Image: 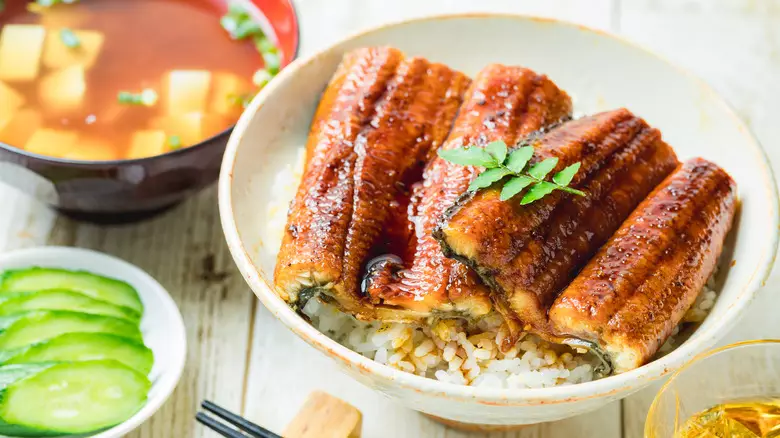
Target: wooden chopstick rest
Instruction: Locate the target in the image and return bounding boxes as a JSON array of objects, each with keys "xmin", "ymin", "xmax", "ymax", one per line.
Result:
[{"xmin": 283, "ymin": 391, "xmax": 363, "ymax": 438}]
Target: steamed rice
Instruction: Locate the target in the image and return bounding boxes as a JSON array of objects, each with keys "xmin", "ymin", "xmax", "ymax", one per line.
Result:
[{"xmin": 264, "ymin": 147, "xmax": 719, "ymax": 388}]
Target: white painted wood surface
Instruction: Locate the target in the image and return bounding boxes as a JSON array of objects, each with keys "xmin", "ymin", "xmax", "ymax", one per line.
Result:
[{"xmin": 0, "ymin": 0, "xmax": 777, "ymax": 436}]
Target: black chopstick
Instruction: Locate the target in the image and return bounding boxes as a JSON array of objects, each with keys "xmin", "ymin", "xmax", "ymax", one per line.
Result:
[
  {"xmin": 196, "ymin": 400, "xmax": 283, "ymax": 438},
  {"xmin": 196, "ymin": 412, "xmax": 251, "ymax": 438}
]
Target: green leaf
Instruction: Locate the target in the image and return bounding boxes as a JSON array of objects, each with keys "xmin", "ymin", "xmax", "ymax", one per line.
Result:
[
  {"xmin": 252, "ymin": 69, "xmax": 273, "ymax": 88},
  {"xmin": 557, "ymin": 186, "xmax": 587, "ymax": 196},
  {"xmin": 506, "ymin": 146, "xmax": 534, "ymax": 173},
  {"xmin": 500, "ymin": 176, "xmax": 534, "ymax": 201},
  {"xmin": 485, "ymin": 141, "xmax": 507, "ymax": 164},
  {"xmin": 527, "ymin": 157, "xmax": 559, "ymax": 180},
  {"xmin": 438, "ymin": 147, "xmax": 497, "ymax": 168},
  {"xmin": 117, "ymin": 89, "xmax": 157, "ymax": 106},
  {"xmin": 262, "ymin": 51, "xmax": 281, "ymax": 74},
  {"xmin": 552, "ymin": 162, "xmax": 581, "ymax": 186},
  {"xmin": 520, "ymin": 182, "xmax": 557, "ymax": 205},
  {"xmin": 220, "ymin": 15, "xmax": 240, "ymax": 36},
  {"xmin": 468, "ymin": 168, "xmax": 511, "ymax": 192},
  {"xmin": 59, "ymin": 28, "xmax": 80, "ymax": 49},
  {"xmin": 254, "ymin": 35, "xmax": 277, "ymax": 54},
  {"xmin": 233, "ymin": 19, "xmax": 263, "ymax": 40},
  {"xmin": 167, "ymin": 135, "xmax": 182, "ymax": 150},
  {"xmin": 117, "ymin": 91, "xmax": 137, "ymax": 104}
]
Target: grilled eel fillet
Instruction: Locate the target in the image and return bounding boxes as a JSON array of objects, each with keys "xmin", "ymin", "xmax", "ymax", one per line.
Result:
[
  {"xmin": 435, "ymin": 109, "xmax": 680, "ymax": 339},
  {"xmin": 274, "ymin": 47, "xmax": 471, "ymax": 319},
  {"xmin": 363, "ymin": 64, "xmax": 572, "ymax": 323},
  {"xmin": 549, "ymin": 158, "xmax": 737, "ymax": 373}
]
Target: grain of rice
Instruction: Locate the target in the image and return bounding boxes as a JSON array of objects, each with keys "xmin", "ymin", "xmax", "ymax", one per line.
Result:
[
  {"xmin": 414, "ymin": 340, "xmax": 435, "ymax": 357},
  {"xmin": 474, "ymin": 348, "xmax": 491, "ymax": 361},
  {"xmin": 442, "ymin": 343, "xmax": 457, "ymax": 362},
  {"xmin": 374, "ymin": 347, "xmax": 388, "ymax": 364}
]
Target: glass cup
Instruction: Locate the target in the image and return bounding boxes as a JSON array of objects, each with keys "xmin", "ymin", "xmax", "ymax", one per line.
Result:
[{"xmin": 645, "ymin": 340, "xmax": 780, "ymax": 437}]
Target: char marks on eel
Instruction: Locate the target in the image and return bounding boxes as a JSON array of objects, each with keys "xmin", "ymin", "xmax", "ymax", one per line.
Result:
[
  {"xmin": 363, "ymin": 64, "xmax": 572, "ymax": 324},
  {"xmin": 435, "ymin": 109, "xmax": 680, "ymax": 342},
  {"xmin": 274, "ymin": 47, "xmax": 470, "ymax": 319},
  {"xmin": 549, "ymin": 158, "xmax": 737, "ymax": 373}
]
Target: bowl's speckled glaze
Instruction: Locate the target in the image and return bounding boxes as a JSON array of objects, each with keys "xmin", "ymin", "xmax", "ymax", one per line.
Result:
[
  {"xmin": 219, "ymin": 14, "xmax": 779, "ymax": 427},
  {"xmin": 0, "ymin": 0, "xmax": 299, "ymax": 223}
]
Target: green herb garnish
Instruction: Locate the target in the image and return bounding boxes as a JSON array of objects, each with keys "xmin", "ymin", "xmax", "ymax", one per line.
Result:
[
  {"xmin": 59, "ymin": 28, "xmax": 81, "ymax": 49},
  {"xmin": 254, "ymin": 35, "xmax": 279, "ymax": 74},
  {"xmin": 251, "ymin": 69, "xmax": 272, "ymax": 88},
  {"xmin": 261, "ymin": 51, "xmax": 280, "ymax": 75},
  {"xmin": 221, "ymin": 2, "xmax": 280, "ymax": 95},
  {"xmin": 167, "ymin": 135, "xmax": 182, "ymax": 150},
  {"xmin": 221, "ymin": 3, "xmax": 264, "ymax": 40},
  {"xmin": 117, "ymin": 89, "xmax": 158, "ymax": 106},
  {"xmin": 438, "ymin": 140, "xmax": 585, "ymax": 204},
  {"xmin": 226, "ymin": 91, "xmax": 257, "ymax": 109}
]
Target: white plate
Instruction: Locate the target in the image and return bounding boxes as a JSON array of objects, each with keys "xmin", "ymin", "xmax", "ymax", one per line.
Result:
[{"xmin": 0, "ymin": 246, "xmax": 186, "ymax": 438}]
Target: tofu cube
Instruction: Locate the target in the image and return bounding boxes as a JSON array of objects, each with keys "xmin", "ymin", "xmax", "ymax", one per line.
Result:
[
  {"xmin": 64, "ymin": 137, "xmax": 119, "ymax": 161},
  {"xmin": 24, "ymin": 129, "xmax": 78, "ymax": 158},
  {"xmin": 43, "ymin": 29, "xmax": 105, "ymax": 69},
  {"xmin": 151, "ymin": 113, "xmax": 227, "ymax": 146},
  {"xmin": 127, "ymin": 130, "xmax": 168, "ymax": 159},
  {"xmin": 0, "ymin": 25, "xmax": 47, "ymax": 82},
  {"xmin": 0, "ymin": 109, "xmax": 42, "ymax": 147},
  {"xmin": 165, "ymin": 70, "xmax": 211, "ymax": 114},
  {"xmin": 0, "ymin": 81, "xmax": 25, "ymax": 129},
  {"xmin": 38, "ymin": 65, "xmax": 86, "ymax": 112},
  {"xmin": 210, "ymin": 72, "xmax": 250, "ymax": 116}
]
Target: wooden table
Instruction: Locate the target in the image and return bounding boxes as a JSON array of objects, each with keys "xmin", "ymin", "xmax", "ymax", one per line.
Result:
[{"xmin": 1, "ymin": 0, "xmax": 778, "ymax": 436}]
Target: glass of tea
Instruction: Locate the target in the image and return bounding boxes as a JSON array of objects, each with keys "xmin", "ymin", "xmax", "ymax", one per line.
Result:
[{"xmin": 645, "ymin": 339, "xmax": 780, "ymax": 437}]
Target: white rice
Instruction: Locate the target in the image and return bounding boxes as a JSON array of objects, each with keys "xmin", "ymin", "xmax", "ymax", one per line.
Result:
[
  {"xmin": 300, "ymin": 298, "xmax": 596, "ymax": 388},
  {"xmin": 266, "ymin": 147, "xmax": 720, "ymax": 387}
]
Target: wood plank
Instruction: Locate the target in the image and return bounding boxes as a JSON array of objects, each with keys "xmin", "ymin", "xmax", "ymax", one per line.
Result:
[
  {"xmin": 47, "ymin": 187, "xmax": 256, "ymax": 438},
  {"xmin": 243, "ymin": 1, "xmax": 621, "ymax": 437},
  {"xmin": 295, "ymin": 0, "xmax": 615, "ymax": 56},
  {"xmin": 618, "ymin": 1, "xmax": 780, "ymax": 436}
]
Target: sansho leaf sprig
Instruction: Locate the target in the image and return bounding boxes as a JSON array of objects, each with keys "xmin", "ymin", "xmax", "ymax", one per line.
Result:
[{"xmin": 437, "ymin": 140, "xmax": 585, "ymax": 204}]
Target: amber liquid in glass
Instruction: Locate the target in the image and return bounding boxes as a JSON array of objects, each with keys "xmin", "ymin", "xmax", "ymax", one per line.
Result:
[{"xmin": 677, "ymin": 400, "xmax": 780, "ymax": 437}]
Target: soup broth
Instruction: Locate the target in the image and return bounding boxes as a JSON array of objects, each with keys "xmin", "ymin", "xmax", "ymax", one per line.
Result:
[{"xmin": 0, "ymin": 0, "xmax": 263, "ymax": 161}]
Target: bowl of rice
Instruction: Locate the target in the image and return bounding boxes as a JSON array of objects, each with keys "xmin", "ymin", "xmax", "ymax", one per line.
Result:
[{"xmin": 218, "ymin": 14, "xmax": 778, "ymax": 428}]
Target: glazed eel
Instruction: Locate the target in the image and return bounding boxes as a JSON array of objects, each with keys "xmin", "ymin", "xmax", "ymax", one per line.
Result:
[
  {"xmin": 549, "ymin": 158, "xmax": 737, "ymax": 373},
  {"xmin": 434, "ymin": 109, "xmax": 680, "ymax": 350},
  {"xmin": 273, "ymin": 47, "xmax": 470, "ymax": 319},
  {"xmin": 363, "ymin": 64, "xmax": 573, "ymax": 325}
]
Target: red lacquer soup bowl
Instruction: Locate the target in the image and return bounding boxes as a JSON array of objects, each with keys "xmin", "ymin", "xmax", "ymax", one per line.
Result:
[{"xmin": 0, "ymin": 0, "xmax": 299, "ymax": 223}]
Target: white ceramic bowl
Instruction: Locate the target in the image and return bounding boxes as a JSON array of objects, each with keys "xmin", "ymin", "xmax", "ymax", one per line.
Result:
[
  {"xmin": 0, "ymin": 246, "xmax": 186, "ymax": 438},
  {"xmin": 219, "ymin": 14, "xmax": 779, "ymax": 427}
]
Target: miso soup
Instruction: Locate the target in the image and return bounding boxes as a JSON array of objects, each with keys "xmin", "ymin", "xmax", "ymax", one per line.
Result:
[{"xmin": 0, "ymin": 0, "xmax": 272, "ymax": 161}]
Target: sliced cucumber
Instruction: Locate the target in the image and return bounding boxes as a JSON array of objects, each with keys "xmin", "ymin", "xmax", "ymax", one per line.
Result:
[
  {"xmin": 0, "ymin": 289, "xmax": 140, "ymax": 323},
  {"xmin": 0, "ymin": 361, "xmax": 150, "ymax": 436},
  {"xmin": 0, "ymin": 268, "xmax": 143, "ymax": 316},
  {"xmin": 0, "ymin": 332, "xmax": 154, "ymax": 375},
  {"xmin": 0, "ymin": 311, "xmax": 142, "ymax": 350}
]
